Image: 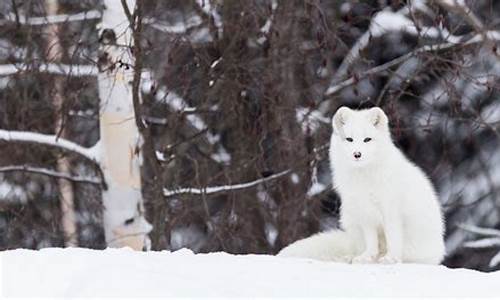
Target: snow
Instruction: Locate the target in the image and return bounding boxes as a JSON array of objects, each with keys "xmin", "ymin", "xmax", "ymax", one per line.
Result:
[
  {"xmin": 155, "ymin": 150, "xmax": 166, "ymax": 162},
  {"xmin": 482, "ymin": 101, "xmax": 500, "ymax": 124},
  {"xmin": 153, "ymin": 88, "xmax": 209, "ymax": 131},
  {"xmin": 170, "ymin": 225, "xmax": 206, "ymax": 251},
  {"xmin": 210, "ymin": 57, "xmax": 222, "ymax": 68},
  {"xmin": 307, "ymin": 182, "xmax": 327, "ymax": 197},
  {"xmin": 142, "ymin": 77, "xmax": 225, "ymax": 162},
  {"xmin": 1, "ymin": 247, "xmax": 500, "ymax": 297},
  {"xmin": 258, "ymin": 0, "xmax": 277, "ymax": 42},
  {"xmin": 152, "ymin": 86, "xmax": 222, "ymax": 147},
  {"xmin": 0, "ymin": 181, "xmax": 28, "ymax": 203},
  {"xmin": 195, "ymin": 0, "xmax": 222, "ymax": 34},
  {"xmin": 210, "ymin": 145, "xmax": 231, "ymax": 164},
  {"xmin": 340, "ymin": 2, "xmax": 352, "ymax": 14},
  {"xmin": 295, "ymin": 107, "xmax": 330, "ymax": 134},
  {"xmin": 188, "ymin": 27, "xmax": 213, "ymax": 43},
  {"xmin": 491, "ymin": 252, "xmax": 500, "ymax": 268},
  {"xmin": 439, "ymin": 0, "xmax": 466, "ymax": 6},
  {"xmin": 264, "ymin": 223, "xmax": 278, "ymax": 246}
]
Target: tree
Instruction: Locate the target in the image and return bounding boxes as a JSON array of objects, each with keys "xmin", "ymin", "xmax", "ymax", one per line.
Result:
[{"xmin": 0, "ymin": 0, "xmax": 151, "ymax": 250}]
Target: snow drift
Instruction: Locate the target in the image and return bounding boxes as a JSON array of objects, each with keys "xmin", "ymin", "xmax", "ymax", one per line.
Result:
[{"xmin": 1, "ymin": 248, "xmax": 499, "ymax": 297}]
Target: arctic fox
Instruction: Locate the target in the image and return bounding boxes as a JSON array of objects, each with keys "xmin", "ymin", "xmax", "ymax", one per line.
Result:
[{"xmin": 279, "ymin": 107, "xmax": 445, "ymax": 264}]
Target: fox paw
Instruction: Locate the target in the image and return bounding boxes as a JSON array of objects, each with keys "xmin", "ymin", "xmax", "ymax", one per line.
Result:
[
  {"xmin": 352, "ymin": 254, "xmax": 377, "ymax": 264},
  {"xmin": 378, "ymin": 255, "xmax": 402, "ymax": 264}
]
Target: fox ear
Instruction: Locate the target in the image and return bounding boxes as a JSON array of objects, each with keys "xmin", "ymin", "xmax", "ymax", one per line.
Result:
[
  {"xmin": 332, "ymin": 106, "xmax": 351, "ymax": 135},
  {"xmin": 369, "ymin": 107, "xmax": 388, "ymax": 130}
]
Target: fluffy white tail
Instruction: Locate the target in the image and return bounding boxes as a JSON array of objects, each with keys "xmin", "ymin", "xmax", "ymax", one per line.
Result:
[{"xmin": 277, "ymin": 230, "xmax": 363, "ymax": 262}]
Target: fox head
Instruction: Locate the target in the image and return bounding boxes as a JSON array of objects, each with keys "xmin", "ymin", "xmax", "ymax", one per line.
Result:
[{"xmin": 331, "ymin": 106, "xmax": 391, "ymax": 167}]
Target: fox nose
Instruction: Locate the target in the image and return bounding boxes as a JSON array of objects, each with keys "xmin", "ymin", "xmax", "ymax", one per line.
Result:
[{"xmin": 354, "ymin": 152, "xmax": 362, "ymax": 159}]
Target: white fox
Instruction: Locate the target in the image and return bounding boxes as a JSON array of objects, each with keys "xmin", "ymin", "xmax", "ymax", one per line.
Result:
[{"xmin": 279, "ymin": 107, "xmax": 445, "ymax": 264}]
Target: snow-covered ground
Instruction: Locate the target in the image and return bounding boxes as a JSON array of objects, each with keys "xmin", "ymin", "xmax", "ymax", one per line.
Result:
[{"xmin": 1, "ymin": 248, "xmax": 499, "ymax": 297}]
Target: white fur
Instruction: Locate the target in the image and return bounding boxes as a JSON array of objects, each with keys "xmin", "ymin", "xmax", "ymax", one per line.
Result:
[{"xmin": 279, "ymin": 107, "xmax": 445, "ymax": 264}]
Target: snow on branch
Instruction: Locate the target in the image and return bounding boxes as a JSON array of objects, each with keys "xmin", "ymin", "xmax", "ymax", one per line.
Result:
[
  {"xmin": 0, "ymin": 10, "xmax": 101, "ymax": 26},
  {"xmin": 260, "ymin": 0, "xmax": 278, "ymax": 34},
  {"xmin": 436, "ymin": 0, "xmax": 484, "ymax": 33},
  {"xmin": 142, "ymin": 73, "xmax": 229, "ymax": 163},
  {"xmin": 328, "ymin": 1, "xmax": 500, "ymax": 96},
  {"xmin": 464, "ymin": 238, "xmax": 500, "ymax": 249},
  {"xmin": 0, "ymin": 129, "xmax": 99, "ymax": 162},
  {"xmin": 326, "ymin": 41, "xmax": 454, "ymax": 96},
  {"xmin": 330, "ymin": 4, "xmax": 462, "ymax": 87},
  {"xmin": 164, "ymin": 170, "xmax": 291, "ymax": 197},
  {"xmin": 1, "ymin": 7, "xmax": 209, "ymax": 36},
  {"xmin": 256, "ymin": 0, "xmax": 278, "ymax": 44},
  {"xmin": 195, "ymin": 0, "xmax": 222, "ymax": 29},
  {"xmin": 491, "ymin": 252, "xmax": 500, "ymax": 269},
  {"xmin": 143, "ymin": 15, "xmax": 203, "ymax": 34},
  {"xmin": 324, "ymin": 31, "xmax": 500, "ymax": 97},
  {"xmin": 0, "ymin": 63, "xmax": 98, "ymax": 77},
  {"xmin": 0, "ymin": 165, "xmax": 101, "ymax": 185},
  {"xmin": 194, "ymin": 0, "xmax": 222, "ymax": 39},
  {"xmin": 459, "ymin": 223, "xmax": 500, "ymax": 237},
  {"xmin": 460, "ymin": 223, "xmax": 500, "ymax": 268}
]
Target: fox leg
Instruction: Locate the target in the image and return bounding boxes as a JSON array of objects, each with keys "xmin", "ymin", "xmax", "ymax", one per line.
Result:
[
  {"xmin": 352, "ymin": 225, "xmax": 379, "ymax": 263},
  {"xmin": 379, "ymin": 210, "xmax": 403, "ymax": 264}
]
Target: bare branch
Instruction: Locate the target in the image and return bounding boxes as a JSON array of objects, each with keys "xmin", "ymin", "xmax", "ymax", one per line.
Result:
[
  {"xmin": 120, "ymin": 0, "xmax": 135, "ymax": 28},
  {"xmin": 0, "ymin": 165, "xmax": 101, "ymax": 185}
]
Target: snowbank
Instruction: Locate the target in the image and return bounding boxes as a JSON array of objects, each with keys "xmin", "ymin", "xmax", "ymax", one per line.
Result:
[{"xmin": 1, "ymin": 248, "xmax": 499, "ymax": 297}]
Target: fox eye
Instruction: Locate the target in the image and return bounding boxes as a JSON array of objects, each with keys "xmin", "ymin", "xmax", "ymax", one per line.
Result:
[
  {"xmin": 364, "ymin": 137, "xmax": 372, "ymax": 143},
  {"xmin": 346, "ymin": 137, "xmax": 353, "ymax": 142}
]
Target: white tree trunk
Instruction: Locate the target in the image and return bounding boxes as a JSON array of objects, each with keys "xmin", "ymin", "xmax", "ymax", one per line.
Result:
[
  {"xmin": 98, "ymin": 0, "xmax": 151, "ymax": 250},
  {"xmin": 44, "ymin": 0, "xmax": 77, "ymax": 247}
]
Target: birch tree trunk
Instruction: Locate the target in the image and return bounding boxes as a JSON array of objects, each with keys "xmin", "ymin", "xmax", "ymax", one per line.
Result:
[
  {"xmin": 98, "ymin": 0, "xmax": 151, "ymax": 250},
  {"xmin": 44, "ymin": 0, "xmax": 77, "ymax": 246}
]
